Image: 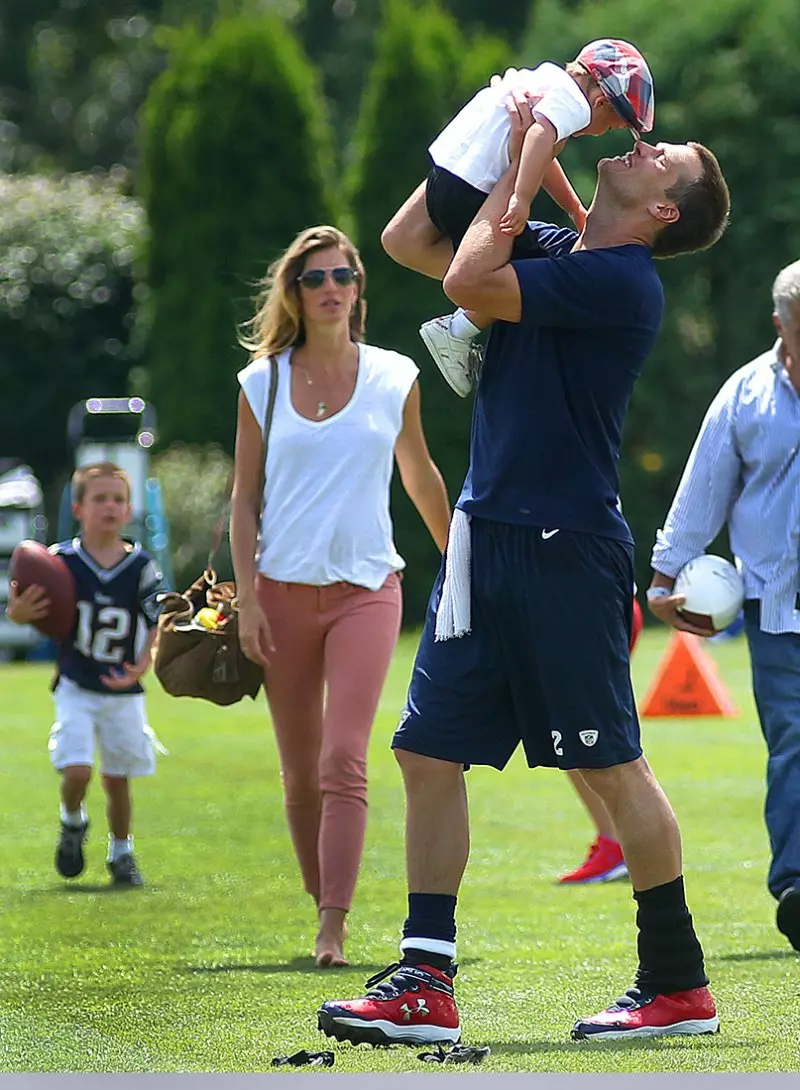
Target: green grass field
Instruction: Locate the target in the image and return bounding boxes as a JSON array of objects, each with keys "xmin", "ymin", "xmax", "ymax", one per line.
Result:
[{"xmin": 1, "ymin": 628, "xmax": 798, "ymax": 1073}]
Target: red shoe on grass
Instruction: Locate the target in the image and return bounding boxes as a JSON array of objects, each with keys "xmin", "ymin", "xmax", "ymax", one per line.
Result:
[
  {"xmin": 318, "ymin": 962, "xmax": 460, "ymax": 1046},
  {"xmin": 572, "ymin": 986, "xmax": 720, "ymax": 1040},
  {"xmin": 558, "ymin": 835, "xmax": 628, "ymax": 884}
]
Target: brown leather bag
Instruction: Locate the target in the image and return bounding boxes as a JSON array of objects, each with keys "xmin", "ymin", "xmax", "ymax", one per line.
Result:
[{"xmin": 152, "ymin": 356, "xmax": 278, "ymax": 706}]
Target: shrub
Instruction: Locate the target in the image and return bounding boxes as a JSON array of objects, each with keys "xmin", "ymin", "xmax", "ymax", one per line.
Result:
[
  {"xmin": 139, "ymin": 14, "xmax": 340, "ymax": 455},
  {"xmin": 347, "ymin": 0, "xmax": 506, "ymax": 623},
  {"xmin": 0, "ymin": 172, "xmax": 145, "ymax": 486},
  {"xmin": 151, "ymin": 441, "xmax": 234, "ymax": 591}
]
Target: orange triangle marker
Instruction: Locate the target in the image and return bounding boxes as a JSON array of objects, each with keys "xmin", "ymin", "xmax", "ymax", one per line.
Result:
[{"xmin": 640, "ymin": 631, "xmax": 738, "ymax": 718}]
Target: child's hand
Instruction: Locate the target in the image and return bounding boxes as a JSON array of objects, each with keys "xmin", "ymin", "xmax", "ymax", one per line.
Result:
[
  {"xmin": 500, "ymin": 193, "xmax": 529, "ymax": 236},
  {"xmin": 100, "ymin": 661, "xmax": 146, "ymax": 691},
  {"xmin": 5, "ymin": 581, "xmax": 50, "ymax": 626},
  {"xmin": 570, "ymin": 205, "xmax": 588, "ymax": 232}
]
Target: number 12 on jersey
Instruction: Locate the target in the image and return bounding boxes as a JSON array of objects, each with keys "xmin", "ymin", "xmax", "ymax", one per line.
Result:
[{"xmin": 74, "ymin": 601, "xmax": 132, "ymax": 664}]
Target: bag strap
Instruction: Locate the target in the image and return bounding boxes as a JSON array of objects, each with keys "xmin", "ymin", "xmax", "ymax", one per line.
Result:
[{"xmin": 205, "ymin": 354, "xmax": 279, "ymax": 575}]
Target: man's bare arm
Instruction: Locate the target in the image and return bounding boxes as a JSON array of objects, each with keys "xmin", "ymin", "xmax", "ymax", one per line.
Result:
[{"xmin": 442, "ymin": 163, "xmax": 521, "ymax": 322}]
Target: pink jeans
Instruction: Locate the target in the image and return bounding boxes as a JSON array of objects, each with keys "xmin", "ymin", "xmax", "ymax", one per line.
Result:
[{"xmin": 257, "ymin": 573, "xmax": 402, "ymax": 912}]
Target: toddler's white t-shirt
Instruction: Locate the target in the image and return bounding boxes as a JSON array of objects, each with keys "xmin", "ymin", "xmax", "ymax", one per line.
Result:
[{"xmin": 428, "ymin": 62, "xmax": 591, "ymax": 194}]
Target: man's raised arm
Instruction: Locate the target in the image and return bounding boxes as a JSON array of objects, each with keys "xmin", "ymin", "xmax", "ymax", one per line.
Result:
[{"xmin": 443, "ymin": 117, "xmax": 555, "ymax": 323}]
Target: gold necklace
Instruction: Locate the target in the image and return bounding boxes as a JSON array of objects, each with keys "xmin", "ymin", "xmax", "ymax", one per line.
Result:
[{"xmin": 296, "ymin": 365, "xmax": 327, "ymax": 417}]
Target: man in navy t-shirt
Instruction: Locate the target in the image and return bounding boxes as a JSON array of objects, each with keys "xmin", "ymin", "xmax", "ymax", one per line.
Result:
[
  {"xmin": 319, "ymin": 119, "xmax": 730, "ymax": 1045},
  {"xmin": 461, "ymin": 218, "xmax": 663, "ymax": 541}
]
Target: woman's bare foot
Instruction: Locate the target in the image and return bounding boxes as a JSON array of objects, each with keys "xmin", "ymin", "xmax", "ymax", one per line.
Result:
[{"xmin": 315, "ymin": 908, "xmax": 349, "ymax": 968}]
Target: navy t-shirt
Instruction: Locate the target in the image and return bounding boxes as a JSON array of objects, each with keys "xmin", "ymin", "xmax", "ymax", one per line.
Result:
[
  {"xmin": 457, "ymin": 221, "xmax": 664, "ymax": 542},
  {"xmin": 52, "ymin": 537, "xmax": 165, "ymax": 695}
]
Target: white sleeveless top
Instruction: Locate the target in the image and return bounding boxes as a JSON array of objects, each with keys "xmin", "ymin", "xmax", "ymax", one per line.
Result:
[{"xmin": 237, "ymin": 343, "xmax": 419, "ymax": 591}]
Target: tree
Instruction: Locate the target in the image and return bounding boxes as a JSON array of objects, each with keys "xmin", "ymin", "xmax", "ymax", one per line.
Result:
[
  {"xmin": 138, "ymin": 14, "xmax": 340, "ymax": 453},
  {"xmin": 0, "ymin": 1, "xmax": 165, "ymax": 173},
  {"xmin": 0, "ymin": 172, "xmax": 145, "ymax": 485},
  {"xmin": 0, "ymin": 1, "xmax": 253, "ymax": 176},
  {"xmin": 150, "ymin": 442, "xmax": 234, "ymax": 590},
  {"xmin": 296, "ymin": 0, "xmax": 382, "ymax": 162},
  {"xmin": 444, "ymin": 0, "xmax": 531, "ymax": 40},
  {"xmin": 347, "ymin": 0, "xmax": 506, "ymax": 622}
]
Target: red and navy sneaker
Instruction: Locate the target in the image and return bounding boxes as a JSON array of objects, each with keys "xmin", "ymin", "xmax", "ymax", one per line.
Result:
[
  {"xmin": 318, "ymin": 962, "xmax": 461, "ymax": 1046},
  {"xmin": 572, "ymin": 986, "xmax": 720, "ymax": 1040},
  {"xmin": 558, "ymin": 836, "xmax": 628, "ymax": 884}
]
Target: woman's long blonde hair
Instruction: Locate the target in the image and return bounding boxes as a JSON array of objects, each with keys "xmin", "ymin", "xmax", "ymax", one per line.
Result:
[{"xmin": 240, "ymin": 225, "xmax": 367, "ymax": 359}]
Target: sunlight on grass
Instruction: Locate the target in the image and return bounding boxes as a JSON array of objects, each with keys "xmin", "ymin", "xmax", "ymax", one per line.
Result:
[{"xmin": 0, "ymin": 628, "xmax": 798, "ymax": 1072}]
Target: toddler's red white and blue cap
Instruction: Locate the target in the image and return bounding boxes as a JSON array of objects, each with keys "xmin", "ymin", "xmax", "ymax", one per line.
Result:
[{"xmin": 576, "ymin": 39, "xmax": 655, "ymax": 137}]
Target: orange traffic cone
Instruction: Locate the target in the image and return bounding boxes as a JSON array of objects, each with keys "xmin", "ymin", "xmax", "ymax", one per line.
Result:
[{"xmin": 640, "ymin": 631, "xmax": 738, "ymax": 718}]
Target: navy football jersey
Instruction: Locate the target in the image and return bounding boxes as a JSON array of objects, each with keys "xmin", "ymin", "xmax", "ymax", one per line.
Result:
[{"xmin": 51, "ymin": 537, "xmax": 165, "ymax": 695}]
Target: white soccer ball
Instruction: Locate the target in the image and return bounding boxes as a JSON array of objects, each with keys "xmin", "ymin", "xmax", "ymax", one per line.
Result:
[{"xmin": 673, "ymin": 554, "xmax": 745, "ymax": 632}]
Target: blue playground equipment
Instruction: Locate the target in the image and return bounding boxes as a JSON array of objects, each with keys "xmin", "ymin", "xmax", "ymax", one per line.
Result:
[{"xmin": 57, "ymin": 398, "xmax": 174, "ymax": 590}]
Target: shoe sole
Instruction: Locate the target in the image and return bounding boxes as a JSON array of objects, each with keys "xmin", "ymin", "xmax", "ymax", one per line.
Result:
[
  {"xmin": 107, "ymin": 867, "xmax": 145, "ymax": 889},
  {"xmin": 572, "ymin": 1016, "xmax": 720, "ymax": 1041},
  {"xmin": 55, "ymin": 825, "xmax": 88, "ymax": 879},
  {"xmin": 318, "ymin": 1009, "xmax": 460, "ymax": 1047},
  {"xmin": 776, "ymin": 889, "xmax": 800, "ymax": 951},
  {"xmin": 56, "ymin": 852, "xmax": 85, "ymax": 879},
  {"xmin": 418, "ymin": 326, "xmax": 472, "ymax": 398},
  {"xmin": 559, "ymin": 863, "xmax": 629, "ymax": 885}
]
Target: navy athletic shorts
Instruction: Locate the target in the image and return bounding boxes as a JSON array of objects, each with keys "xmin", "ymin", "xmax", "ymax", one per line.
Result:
[
  {"xmin": 425, "ymin": 165, "xmax": 544, "ymax": 259},
  {"xmin": 392, "ymin": 516, "xmax": 642, "ymax": 772}
]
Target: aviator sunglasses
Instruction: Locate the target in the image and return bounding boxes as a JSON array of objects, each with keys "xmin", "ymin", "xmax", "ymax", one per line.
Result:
[{"xmin": 297, "ymin": 266, "xmax": 359, "ymax": 290}]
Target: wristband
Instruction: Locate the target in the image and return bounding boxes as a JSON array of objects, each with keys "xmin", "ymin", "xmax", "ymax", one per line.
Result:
[{"xmin": 646, "ymin": 586, "xmax": 672, "ymax": 602}]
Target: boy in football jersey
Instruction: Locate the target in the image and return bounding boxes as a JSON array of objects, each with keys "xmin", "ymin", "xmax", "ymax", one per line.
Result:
[{"xmin": 7, "ymin": 462, "xmax": 166, "ymax": 887}]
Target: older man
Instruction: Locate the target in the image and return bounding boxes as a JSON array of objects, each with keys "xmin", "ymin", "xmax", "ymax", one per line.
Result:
[
  {"xmin": 648, "ymin": 259, "xmax": 800, "ymax": 953},
  {"xmin": 318, "ymin": 108, "xmax": 730, "ymax": 1046}
]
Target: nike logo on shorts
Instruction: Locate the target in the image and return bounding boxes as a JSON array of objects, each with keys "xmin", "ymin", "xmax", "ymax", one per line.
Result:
[{"xmin": 541, "ymin": 529, "xmax": 560, "ymax": 540}]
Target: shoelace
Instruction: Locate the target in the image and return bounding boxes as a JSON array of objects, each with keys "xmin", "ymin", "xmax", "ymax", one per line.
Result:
[
  {"xmin": 363, "ymin": 963, "xmax": 421, "ymax": 1000},
  {"xmin": 112, "ymin": 855, "xmax": 140, "ymax": 879},
  {"xmin": 60, "ymin": 827, "xmax": 87, "ymax": 854},
  {"xmin": 362, "ymin": 962, "xmax": 456, "ymax": 1001},
  {"xmin": 465, "ymin": 344, "xmax": 484, "ymax": 385},
  {"xmin": 608, "ymin": 988, "xmax": 652, "ymax": 1012}
]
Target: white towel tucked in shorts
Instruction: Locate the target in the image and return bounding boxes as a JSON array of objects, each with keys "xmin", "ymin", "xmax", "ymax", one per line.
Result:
[{"xmin": 434, "ymin": 508, "xmax": 472, "ymax": 641}]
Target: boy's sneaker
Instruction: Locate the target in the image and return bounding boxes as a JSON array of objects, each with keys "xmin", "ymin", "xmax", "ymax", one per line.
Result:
[
  {"xmin": 107, "ymin": 853, "xmax": 144, "ymax": 888},
  {"xmin": 55, "ymin": 820, "xmax": 89, "ymax": 879},
  {"xmin": 558, "ymin": 836, "xmax": 628, "ymax": 884},
  {"xmin": 776, "ymin": 885, "xmax": 800, "ymax": 951},
  {"xmin": 419, "ymin": 316, "xmax": 482, "ymax": 397},
  {"xmin": 572, "ymin": 986, "xmax": 719, "ymax": 1040},
  {"xmin": 318, "ymin": 962, "xmax": 460, "ymax": 1046}
]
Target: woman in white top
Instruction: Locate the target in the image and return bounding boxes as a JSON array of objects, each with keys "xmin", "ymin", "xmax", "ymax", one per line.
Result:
[{"xmin": 230, "ymin": 225, "xmax": 450, "ymax": 968}]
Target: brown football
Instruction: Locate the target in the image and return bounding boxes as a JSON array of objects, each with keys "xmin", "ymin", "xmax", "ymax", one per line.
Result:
[{"xmin": 9, "ymin": 540, "xmax": 77, "ymax": 641}]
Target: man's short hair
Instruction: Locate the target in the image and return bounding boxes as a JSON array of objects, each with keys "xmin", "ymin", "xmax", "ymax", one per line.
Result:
[
  {"xmin": 651, "ymin": 143, "xmax": 730, "ymax": 259},
  {"xmin": 772, "ymin": 259, "xmax": 800, "ymax": 326}
]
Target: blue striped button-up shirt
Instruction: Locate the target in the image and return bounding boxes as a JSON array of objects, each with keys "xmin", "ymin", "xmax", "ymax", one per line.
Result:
[{"xmin": 651, "ymin": 341, "xmax": 800, "ymax": 634}]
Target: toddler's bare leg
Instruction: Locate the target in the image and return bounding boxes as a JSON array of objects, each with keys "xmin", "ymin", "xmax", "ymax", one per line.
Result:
[{"xmin": 382, "ymin": 182, "xmax": 454, "ymax": 279}]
